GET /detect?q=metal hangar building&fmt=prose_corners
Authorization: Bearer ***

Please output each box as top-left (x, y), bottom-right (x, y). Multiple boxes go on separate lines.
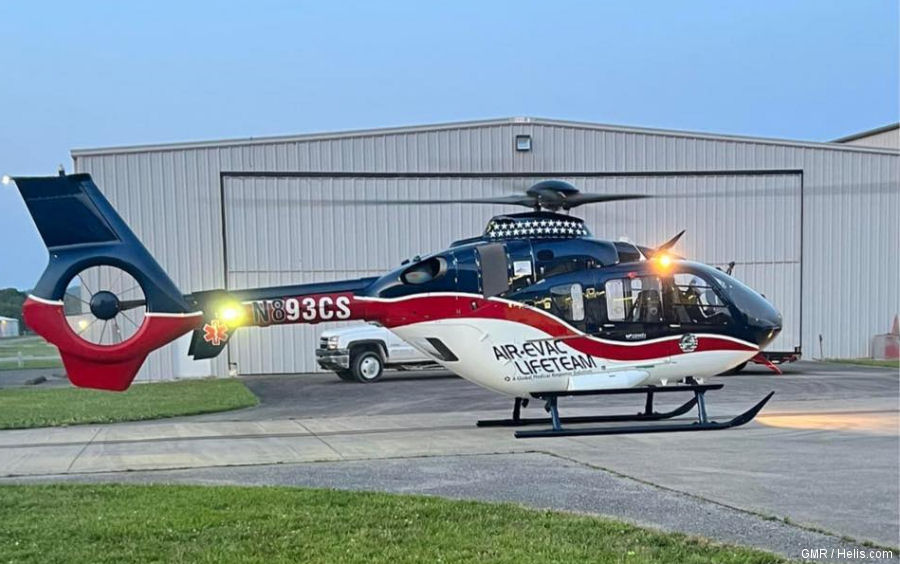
top-left (70, 117), bottom-right (899, 380)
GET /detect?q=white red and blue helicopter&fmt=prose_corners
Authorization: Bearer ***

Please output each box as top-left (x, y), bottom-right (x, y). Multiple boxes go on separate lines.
top-left (11, 173), bottom-right (779, 437)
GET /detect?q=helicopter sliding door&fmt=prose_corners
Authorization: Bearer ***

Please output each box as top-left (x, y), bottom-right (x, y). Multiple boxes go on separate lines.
top-left (596, 273), bottom-right (670, 342)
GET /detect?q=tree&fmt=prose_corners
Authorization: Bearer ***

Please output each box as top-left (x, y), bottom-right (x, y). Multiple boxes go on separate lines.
top-left (0, 288), bottom-right (27, 335)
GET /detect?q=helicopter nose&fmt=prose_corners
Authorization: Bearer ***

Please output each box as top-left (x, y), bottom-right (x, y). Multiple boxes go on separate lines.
top-left (751, 311), bottom-right (782, 349)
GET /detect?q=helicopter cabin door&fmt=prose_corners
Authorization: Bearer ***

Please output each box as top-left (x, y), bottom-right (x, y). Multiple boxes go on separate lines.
top-left (597, 273), bottom-right (669, 343)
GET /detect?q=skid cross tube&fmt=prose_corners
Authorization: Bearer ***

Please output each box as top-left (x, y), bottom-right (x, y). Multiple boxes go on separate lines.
top-left (501, 384), bottom-right (774, 439)
top-left (695, 390), bottom-right (709, 424)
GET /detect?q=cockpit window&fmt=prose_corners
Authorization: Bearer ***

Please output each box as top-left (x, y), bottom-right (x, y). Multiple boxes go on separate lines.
top-left (670, 272), bottom-right (731, 324)
top-left (401, 256), bottom-right (447, 285)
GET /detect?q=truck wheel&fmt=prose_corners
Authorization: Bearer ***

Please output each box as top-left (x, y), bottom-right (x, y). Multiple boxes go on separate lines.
top-left (335, 370), bottom-right (356, 381)
top-left (351, 349), bottom-right (383, 383)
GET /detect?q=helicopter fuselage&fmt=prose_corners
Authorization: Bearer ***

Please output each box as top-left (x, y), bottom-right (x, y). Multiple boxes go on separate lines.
top-left (203, 212), bottom-right (783, 397)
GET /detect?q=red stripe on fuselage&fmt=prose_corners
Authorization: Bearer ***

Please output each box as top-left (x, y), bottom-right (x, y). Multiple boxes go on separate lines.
top-left (360, 294), bottom-right (757, 361)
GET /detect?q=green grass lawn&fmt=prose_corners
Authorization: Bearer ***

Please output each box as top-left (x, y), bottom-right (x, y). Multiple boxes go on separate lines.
top-left (823, 358), bottom-right (900, 370)
top-left (0, 358), bottom-right (64, 370)
top-left (0, 379), bottom-right (258, 429)
top-left (0, 484), bottom-right (787, 564)
top-left (0, 335), bottom-right (60, 358)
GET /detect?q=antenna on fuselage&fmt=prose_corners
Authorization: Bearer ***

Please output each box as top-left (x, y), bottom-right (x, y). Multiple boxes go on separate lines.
top-left (646, 230), bottom-right (685, 257)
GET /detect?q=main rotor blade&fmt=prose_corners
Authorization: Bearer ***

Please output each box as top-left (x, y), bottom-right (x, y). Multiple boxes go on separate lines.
top-left (311, 193), bottom-right (654, 209)
top-left (311, 195), bottom-right (538, 207)
top-left (560, 193), bottom-right (653, 209)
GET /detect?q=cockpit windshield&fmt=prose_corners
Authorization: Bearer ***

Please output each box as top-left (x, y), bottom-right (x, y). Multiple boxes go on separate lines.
top-left (705, 267), bottom-right (780, 326)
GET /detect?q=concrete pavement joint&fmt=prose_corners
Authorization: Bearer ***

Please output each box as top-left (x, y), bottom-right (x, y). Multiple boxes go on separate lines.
top-left (0, 449), bottom-right (537, 480)
top-left (0, 422), bottom-right (480, 450)
top-left (291, 419), bottom-right (344, 460)
top-left (63, 427), bottom-right (100, 474)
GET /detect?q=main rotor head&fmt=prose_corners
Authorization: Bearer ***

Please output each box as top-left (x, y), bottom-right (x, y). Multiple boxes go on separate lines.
top-left (522, 180), bottom-right (649, 211)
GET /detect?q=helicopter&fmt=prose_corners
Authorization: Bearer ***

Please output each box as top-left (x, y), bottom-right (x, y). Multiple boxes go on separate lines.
top-left (11, 173), bottom-right (780, 438)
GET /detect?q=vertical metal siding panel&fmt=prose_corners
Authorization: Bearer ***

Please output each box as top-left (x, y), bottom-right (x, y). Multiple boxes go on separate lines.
top-left (797, 146), bottom-right (900, 358)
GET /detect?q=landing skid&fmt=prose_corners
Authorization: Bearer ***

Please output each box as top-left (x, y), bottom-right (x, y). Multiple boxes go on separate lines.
top-left (477, 383), bottom-right (774, 439)
top-left (477, 390), bottom-right (698, 428)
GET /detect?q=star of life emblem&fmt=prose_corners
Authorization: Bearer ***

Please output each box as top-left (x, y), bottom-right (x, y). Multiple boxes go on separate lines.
top-left (203, 320), bottom-right (229, 346)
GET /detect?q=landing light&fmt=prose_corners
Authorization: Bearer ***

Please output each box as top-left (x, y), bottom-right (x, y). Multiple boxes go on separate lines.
top-left (217, 303), bottom-right (246, 326)
top-left (77, 319), bottom-right (89, 330)
top-left (650, 253), bottom-right (675, 274)
top-left (653, 253), bottom-right (673, 271)
top-left (1, 175), bottom-right (11, 185)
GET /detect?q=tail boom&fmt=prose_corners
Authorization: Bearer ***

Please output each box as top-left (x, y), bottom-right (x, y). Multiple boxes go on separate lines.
top-left (187, 283), bottom-right (376, 360)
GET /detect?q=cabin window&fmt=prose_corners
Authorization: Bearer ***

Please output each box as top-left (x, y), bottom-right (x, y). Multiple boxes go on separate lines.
top-left (550, 283), bottom-right (585, 322)
top-left (540, 257), bottom-right (591, 279)
top-left (604, 276), bottom-right (663, 323)
top-left (670, 273), bottom-right (731, 324)
top-left (605, 279), bottom-right (626, 321)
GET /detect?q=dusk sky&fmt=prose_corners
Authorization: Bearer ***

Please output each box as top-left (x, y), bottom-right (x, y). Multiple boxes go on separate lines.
top-left (1, 0), bottom-right (897, 289)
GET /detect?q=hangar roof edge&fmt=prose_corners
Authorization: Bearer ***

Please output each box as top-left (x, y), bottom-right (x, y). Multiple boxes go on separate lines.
top-left (831, 122), bottom-right (899, 143)
top-left (71, 116), bottom-right (900, 157)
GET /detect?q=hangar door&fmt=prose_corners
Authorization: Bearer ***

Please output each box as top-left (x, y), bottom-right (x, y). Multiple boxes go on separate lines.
top-left (223, 173), bottom-right (800, 375)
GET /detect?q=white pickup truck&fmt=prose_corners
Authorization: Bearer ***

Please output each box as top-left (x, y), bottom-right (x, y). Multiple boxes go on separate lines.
top-left (315, 324), bottom-right (437, 382)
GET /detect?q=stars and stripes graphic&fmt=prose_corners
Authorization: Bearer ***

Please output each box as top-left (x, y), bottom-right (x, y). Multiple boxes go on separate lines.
top-left (486, 218), bottom-right (588, 239)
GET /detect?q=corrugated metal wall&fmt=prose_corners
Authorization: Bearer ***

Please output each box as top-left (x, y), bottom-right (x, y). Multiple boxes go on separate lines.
top-left (840, 127), bottom-right (899, 150)
top-left (73, 119), bottom-right (899, 378)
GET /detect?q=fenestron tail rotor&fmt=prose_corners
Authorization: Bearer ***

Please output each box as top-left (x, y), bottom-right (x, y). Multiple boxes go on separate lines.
top-left (63, 265), bottom-right (147, 346)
